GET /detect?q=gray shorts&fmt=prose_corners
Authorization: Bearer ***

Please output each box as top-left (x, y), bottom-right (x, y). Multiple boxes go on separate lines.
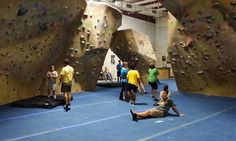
top-left (48, 82), bottom-right (56, 90)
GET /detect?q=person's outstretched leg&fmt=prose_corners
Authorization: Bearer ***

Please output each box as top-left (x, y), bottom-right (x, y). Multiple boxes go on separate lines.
top-left (135, 110), bottom-right (152, 118)
top-left (130, 109), bottom-right (137, 121)
top-left (130, 109), bottom-right (152, 121)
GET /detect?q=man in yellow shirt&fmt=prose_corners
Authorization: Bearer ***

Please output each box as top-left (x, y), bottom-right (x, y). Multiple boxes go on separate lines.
top-left (126, 62), bottom-right (141, 105)
top-left (59, 58), bottom-right (74, 112)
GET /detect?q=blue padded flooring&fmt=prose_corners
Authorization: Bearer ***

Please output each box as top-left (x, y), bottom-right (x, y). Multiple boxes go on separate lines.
top-left (0, 79), bottom-right (236, 141)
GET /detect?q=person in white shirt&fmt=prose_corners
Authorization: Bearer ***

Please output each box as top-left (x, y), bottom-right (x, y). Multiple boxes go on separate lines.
top-left (46, 65), bottom-right (58, 99)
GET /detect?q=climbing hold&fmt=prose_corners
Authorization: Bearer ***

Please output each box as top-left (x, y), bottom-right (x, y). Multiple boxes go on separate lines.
top-left (197, 70), bottom-right (204, 75)
top-left (39, 23), bottom-right (48, 31)
top-left (17, 7), bottom-right (28, 16)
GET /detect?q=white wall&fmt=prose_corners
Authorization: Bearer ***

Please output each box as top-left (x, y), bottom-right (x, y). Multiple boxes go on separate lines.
top-left (155, 13), bottom-right (178, 76)
top-left (155, 16), bottom-right (169, 68)
top-left (102, 49), bottom-right (119, 81)
top-left (118, 15), bottom-right (157, 48)
top-left (102, 14), bottom-right (176, 80)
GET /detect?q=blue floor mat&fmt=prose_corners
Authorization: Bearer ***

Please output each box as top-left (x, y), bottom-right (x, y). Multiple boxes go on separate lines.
top-left (0, 79), bottom-right (236, 141)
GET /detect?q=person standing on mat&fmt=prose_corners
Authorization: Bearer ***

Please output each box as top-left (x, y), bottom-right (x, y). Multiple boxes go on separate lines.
top-left (58, 58), bottom-right (74, 112)
top-left (119, 61), bottom-right (129, 101)
top-left (47, 65), bottom-right (58, 99)
top-left (130, 89), bottom-right (184, 121)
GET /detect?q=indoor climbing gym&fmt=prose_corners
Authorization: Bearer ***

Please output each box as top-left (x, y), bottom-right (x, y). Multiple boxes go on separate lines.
top-left (0, 0), bottom-right (236, 141)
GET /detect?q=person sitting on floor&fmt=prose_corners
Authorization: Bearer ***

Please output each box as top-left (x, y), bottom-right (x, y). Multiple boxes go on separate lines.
top-left (130, 89), bottom-right (184, 121)
top-left (153, 84), bottom-right (171, 106)
top-left (160, 84), bottom-right (171, 98)
top-left (102, 67), bottom-right (113, 81)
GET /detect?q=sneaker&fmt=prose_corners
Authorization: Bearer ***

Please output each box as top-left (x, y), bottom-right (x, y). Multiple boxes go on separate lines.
top-left (124, 99), bottom-right (130, 103)
top-left (64, 105), bottom-right (70, 112)
top-left (153, 102), bottom-right (159, 106)
top-left (153, 98), bottom-right (159, 101)
top-left (130, 109), bottom-right (138, 121)
top-left (66, 106), bottom-right (71, 112)
top-left (130, 101), bottom-right (135, 106)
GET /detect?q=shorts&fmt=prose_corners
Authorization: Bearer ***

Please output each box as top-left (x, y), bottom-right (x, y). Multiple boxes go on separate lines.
top-left (150, 109), bottom-right (165, 118)
top-left (127, 83), bottom-right (138, 93)
top-left (61, 83), bottom-right (72, 93)
top-left (48, 82), bottom-right (56, 91)
top-left (148, 81), bottom-right (158, 89)
top-left (117, 71), bottom-right (121, 77)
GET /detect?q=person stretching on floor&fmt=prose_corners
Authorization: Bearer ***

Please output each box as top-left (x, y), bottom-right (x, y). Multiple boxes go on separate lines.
top-left (130, 90), bottom-right (184, 121)
top-left (154, 84), bottom-right (171, 106)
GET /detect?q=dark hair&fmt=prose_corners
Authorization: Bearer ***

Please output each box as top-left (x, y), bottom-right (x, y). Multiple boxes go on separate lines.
top-left (64, 58), bottom-right (70, 65)
top-left (130, 62), bottom-right (137, 70)
top-left (149, 62), bottom-right (155, 69)
top-left (163, 84), bottom-right (169, 94)
top-left (149, 64), bottom-right (155, 69)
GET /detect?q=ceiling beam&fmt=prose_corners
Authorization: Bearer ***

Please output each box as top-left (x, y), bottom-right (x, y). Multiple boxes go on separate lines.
top-left (132, 0), bottom-right (157, 5)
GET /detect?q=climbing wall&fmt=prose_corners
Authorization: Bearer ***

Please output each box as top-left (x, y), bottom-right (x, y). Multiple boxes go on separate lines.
top-left (0, 0), bottom-right (87, 105)
top-left (67, 2), bottom-right (122, 91)
top-left (110, 29), bottom-right (157, 84)
top-left (164, 0), bottom-right (236, 97)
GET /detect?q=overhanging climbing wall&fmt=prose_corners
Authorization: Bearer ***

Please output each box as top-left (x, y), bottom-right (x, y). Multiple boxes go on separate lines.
top-left (164, 0), bottom-right (236, 97)
top-left (70, 2), bottom-right (122, 91)
top-left (0, 0), bottom-right (87, 105)
top-left (110, 29), bottom-right (157, 84)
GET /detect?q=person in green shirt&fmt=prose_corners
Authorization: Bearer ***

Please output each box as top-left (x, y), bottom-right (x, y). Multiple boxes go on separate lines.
top-left (148, 62), bottom-right (159, 101)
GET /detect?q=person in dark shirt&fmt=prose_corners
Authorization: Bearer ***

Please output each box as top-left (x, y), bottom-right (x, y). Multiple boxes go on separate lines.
top-left (116, 60), bottom-right (122, 82)
top-left (130, 89), bottom-right (184, 121)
